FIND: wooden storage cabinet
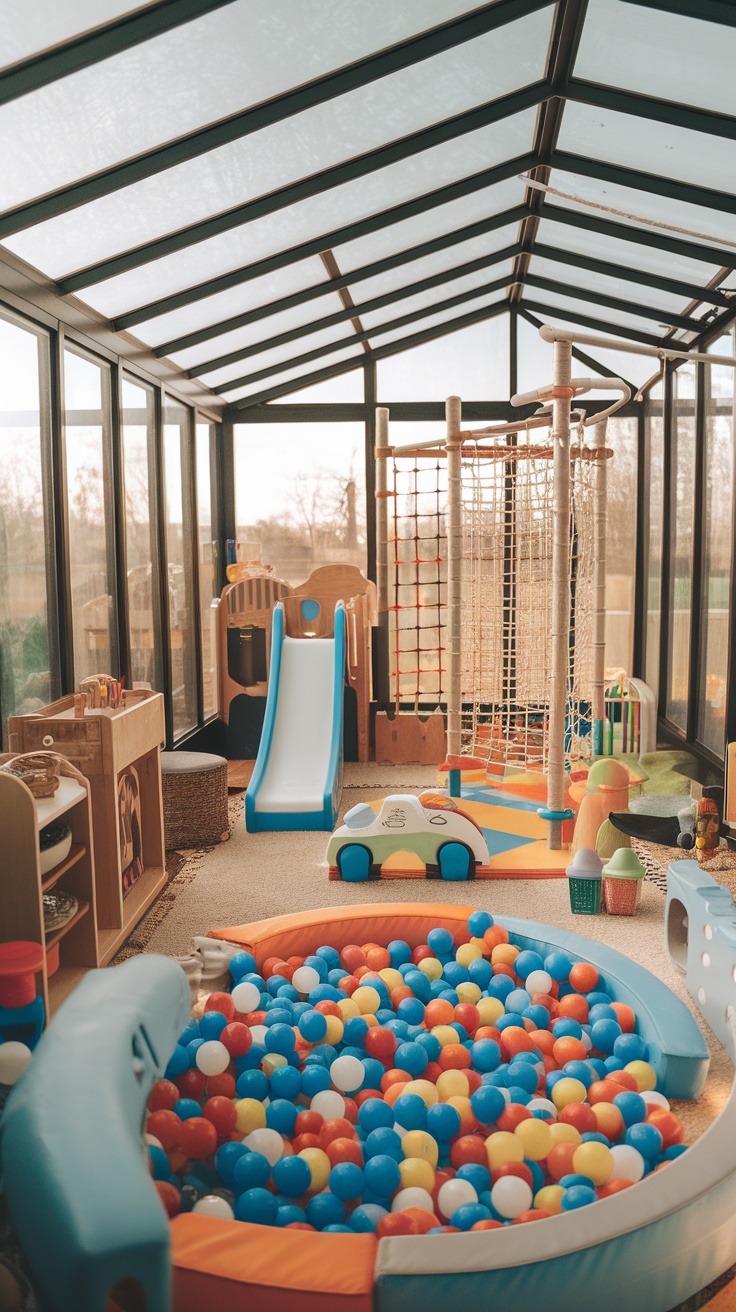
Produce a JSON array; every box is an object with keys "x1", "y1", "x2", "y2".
[
  {"x1": 0, "y1": 772, "x2": 98, "y2": 1016},
  {"x1": 9, "y1": 691, "x2": 167, "y2": 965}
]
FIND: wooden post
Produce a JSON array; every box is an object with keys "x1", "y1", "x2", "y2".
[
  {"x1": 374, "y1": 407, "x2": 391, "y2": 711},
  {"x1": 547, "y1": 342, "x2": 572, "y2": 849},
  {"x1": 446, "y1": 396, "x2": 463, "y2": 798},
  {"x1": 591, "y1": 419, "x2": 608, "y2": 756}
]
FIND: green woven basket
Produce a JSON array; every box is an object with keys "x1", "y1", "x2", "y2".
[{"x1": 567, "y1": 876, "x2": 602, "y2": 915}]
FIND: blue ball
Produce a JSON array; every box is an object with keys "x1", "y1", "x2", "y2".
[
  {"x1": 428, "y1": 927, "x2": 454, "y2": 955},
  {"x1": 269, "y1": 1065, "x2": 301, "y2": 1101},
  {"x1": 273, "y1": 1154, "x2": 312, "y2": 1196},
  {"x1": 613, "y1": 1033, "x2": 648, "y2": 1064},
  {"x1": 307, "y1": 1192, "x2": 346, "y2": 1230},
  {"x1": 506, "y1": 1062, "x2": 538, "y2": 1094},
  {"x1": 544, "y1": 952, "x2": 572, "y2": 982},
  {"x1": 235, "y1": 1187, "x2": 278, "y2": 1225},
  {"x1": 364, "y1": 1154, "x2": 401, "y2": 1198},
  {"x1": 604, "y1": 1055, "x2": 626, "y2": 1073},
  {"x1": 266, "y1": 1023, "x2": 296, "y2": 1055},
  {"x1": 505, "y1": 988, "x2": 532, "y2": 1015},
  {"x1": 581, "y1": 1131, "x2": 610, "y2": 1145},
  {"x1": 471, "y1": 1039, "x2": 501, "y2": 1072},
  {"x1": 514, "y1": 950, "x2": 544, "y2": 980},
  {"x1": 311, "y1": 1043, "x2": 338, "y2": 1067},
  {"x1": 442, "y1": 962, "x2": 470, "y2": 987},
  {"x1": 614, "y1": 1091, "x2": 647, "y2": 1126},
  {"x1": 427, "y1": 1102, "x2": 462, "y2": 1142},
  {"x1": 147, "y1": 1145, "x2": 170, "y2": 1181},
  {"x1": 214, "y1": 1142, "x2": 248, "y2": 1188},
  {"x1": 545, "y1": 1070, "x2": 567, "y2": 1094},
  {"x1": 586, "y1": 1058, "x2": 608, "y2": 1080},
  {"x1": 364, "y1": 1128, "x2": 403, "y2": 1162},
  {"x1": 315, "y1": 945, "x2": 341, "y2": 970},
  {"x1": 174, "y1": 1098, "x2": 202, "y2": 1121},
  {"x1": 585, "y1": 991, "x2": 612, "y2": 1009},
  {"x1": 323, "y1": 1224, "x2": 354, "y2": 1233},
  {"x1": 397, "y1": 997, "x2": 426, "y2": 1026},
  {"x1": 626, "y1": 1122, "x2": 664, "y2": 1159},
  {"x1": 561, "y1": 1185, "x2": 598, "y2": 1210},
  {"x1": 303, "y1": 955, "x2": 329, "y2": 982},
  {"x1": 359, "y1": 1099, "x2": 394, "y2": 1134},
  {"x1": 588, "y1": 1004, "x2": 618, "y2": 1024},
  {"x1": 562, "y1": 1060, "x2": 594, "y2": 1089},
  {"x1": 453, "y1": 1203, "x2": 493, "y2": 1230},
  {"x1": 394, "y1": 1094, "x2": 427, "y2": 1130},
  {"x1": 310, "y1": 984, "x2": 341, "y2": 1005},
  {"x1": 590, "y1": 1020, "x2": 622, "y2": 1055},
  {"x1": 264, "y1": 1007, "x2": 292, "y2": 1027},
  {"x1": 164, "y1": 1045, "x2": 190, "y2": 1079},
  {"x1": 496, "y1": 1013, "x2": 525, "y2": 1032},
  {"x1": 470, "y1": 1084, "x2": 506, "y2": 1127},
  {"x1": 524, "y1": 1158, "x2": 545, "y2": 1195},
  {"x1": 457, "y1": 1163, "x2": 491, "y2": 1194},
  {"x1": 266, "y1": 1099, "x2": 299, "y2": 1136},
  {"x1": 488, "y1": 975, "x2": 515, "y2": 1002},
  {"x1": 329, "y1": 1162, "x2": 365, "y2": 1201},
  {"x1": 552, "y1": 1018, "x2": 583, "y2": 1040},
  {"x1": 236, "y1": 1043, "x2": 266, "y2": 1072},
  {"x1": 395, "y1": 1042, "x2": 428, "y2": 1077},
  {"x1": 233, "y1": 1151, "x2": 271, "y2": 1192},
  {"x1": 468, "y1": 958, "x2": 493, "y2": 989},
  {"x1": 361, "y1": 1058, "x2": 388, "y2": 1091},
  {"x1": 275, "y1": 1204, "x2": 307, "y2": 1227},
  {"x1": 663, "y1": 1144, "x2": 688, "y2": 1161},
  {"x1": 343, "y1": 1016, "x2": 369, "y2": 1047},
  {"x1": 350, "y1": 1204, "x2": 388, "y2": 1233},
  {"x1": 468, "y1": 911, "x2": 494, "y2": 937},
  {"x1": 403, "y1": 971, "x2": 432, "y2": 1003},
  {"x1": 450, "y1": 1023, "x2": 469, "y2": 1043},
  {"x1": 415, "y1": 1031, "x2": 442, "y2": 1063},
  {"x1": 522, "y1": 1005, "x2": 551, "y2": 1030},
  {"x1": 230, "y1": 951, "x2": 257, "y2": 981},
  {"x1": 388, "y1": 939, "x2": 413, "y2": 968},
  {"x1": 236, "y1": 1069, "x2": 269, "y2": 1101},
  {"x1": 199, "y1": 1010, "x2": 228, "y2": 1040},
  {"x1": 559, "y1": 1173, "x2": 595, "y2": 1190},
  {"x1": 301, "y1": 1066, "x2": 332, "y2": 1098},
  {"x1": 505, "y1": 1086, "x2": 531, "y2": 1106}
]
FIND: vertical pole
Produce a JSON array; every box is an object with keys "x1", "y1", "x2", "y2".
[
  {"x1": 547, "y1": 341, "x2": 572, "y2": 849},
  {"x1": 446, "y1": 395, "x2": 463, "y2": 798},
  {"x1": 374, "y1": 406, "x2": 391, "y2": 710},
  {"x1": 591, "y1": 419, "x2": 607, "y2": 756}
]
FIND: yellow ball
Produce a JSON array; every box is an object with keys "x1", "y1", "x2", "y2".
[
  {"x1": 324, "y1": 1015, "x2": 344, "y2": 1045},
  {"x1": 456, "y1": 942, "x2": 482, "y2": 967},
  {"x1": 625, "y1": 1060, "x2": 657, "y2": 1092},
  {"x1": 446, "y1": 1096, "x2": 475, "y2": 1135},
  {"x1": 401, "y1": 1079, "x2": 439, "y2": 1108},
  {"x1": 298, "y1": 1147, "x2": 331, "y2": 1193},
  {"x1": 548, "y1": 1122, "x2": 582, "y2": 1146},
  {"x1": 469, "y1": 936, "x2": 487, "y2": 955},
  {"x1": 551, "y1": 1077, "x2": 588, "y2": 1111},
  {"x1": 477, "y1": 996, "x2": 505, "y2": 1026},
  {"x1": 514, "y1": 1117, "x2": 552, "y2": 1161},
  {"x1": 572, "y1": 1141, "x2": 614, "y2": 1186},
  {"x1": 338, "y1": 998, "x2": 360, "y2": 1019},
  {"x1": 436, "y1": 1069, "x2": 470, "y2": 1102},
  {"x1": 364, "y1": 1013, "x2": 379, "y2": 1028},
  {"x1": 262, "y1": 1052, "x2": 287, "y2": 1077},
  {"x1": 432, "y1": 1025, "x2": 460, "y2": 1048},
  {"x1": 402, "y1": 1130, "x2": 439, "y2": 1168},
  {"x1": 534, "y1": 1184, "x2": 565, "y2": 1215},
  {"x1": 456, "y1": 981, "x2": 482, "y2": 1004},
  {"x1": 418, "y1": 957, "x2": 443, "y2": 981},
  {"x1": 399, "y1": 1157, "x2": 435, "y2": 1192},
  {"x1": 485, "y1": 1131, "x2": 524, "y2": 1170},
  {"x1": 353, "y1": 986, "x2": 381, "y2": 1015},
  {"x1": 379, "y1": 968, "x2": 404, "y2": 992},
  {"x1": 235, "y1": 1098, "x2": 266, "y2": 1135}
]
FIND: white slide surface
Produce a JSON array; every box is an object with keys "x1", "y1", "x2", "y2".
[{"x1": 255, "y1": 635, "x2": 336, "y2": 813}]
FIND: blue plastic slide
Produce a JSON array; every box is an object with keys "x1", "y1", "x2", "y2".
[{"x1": 245, "y1": 600, "x2": 346, "y2": 831}]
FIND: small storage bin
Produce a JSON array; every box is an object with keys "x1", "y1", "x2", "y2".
[
  {"x1": 600, "y1": 848, "x2": 645, "y2": 916},
  {"x1": 161, "y1": 752, "x2": 229, "y2": 849},
  {"x1": 566, "y1": 848, "x2": 603, "y2": 915}
]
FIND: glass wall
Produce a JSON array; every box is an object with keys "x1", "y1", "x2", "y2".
[
  {"x1": 63, "y1": 345, "x2": 119, "y2": 686},
  {"x1": 121, "y1": 374, "x2": 163, "y2": 693},
  {"x1": 605, "y1": 416, "x2": 638, "y2": 675},
  {"x1": 0, "y1": 311, "x2": 58, "y2": 744},
  {"x1": 698, "y1": 333, "x2": 734, "y2": 756},
  {"x1": 234, "y1": 422, "x2": 366, "y2": 585},
  {"x1": 643, "y1": 379, "x2": 664, "y2": 694},
  {"x1": 665, "y1": 362, "x2": 696, "y2": 732},
  {"x1": 164, "y1": 399, "x2": 199, "y2": 736},
  {"x1": 196, "y1": 419, "x2": 217, "y2": 719}
]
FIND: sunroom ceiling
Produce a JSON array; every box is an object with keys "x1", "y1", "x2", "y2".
[{"x1": 1, "y1": 0, "x2": 734, "y2": 409}]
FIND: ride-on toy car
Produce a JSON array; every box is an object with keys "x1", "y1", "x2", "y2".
[{"x1": 326, "y1": 792, "x2": 491, "y2": 881}]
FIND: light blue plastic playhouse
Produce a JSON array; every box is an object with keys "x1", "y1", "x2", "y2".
[{"x1": 2, "y1": 862, "x2": 736, "y2": 1311}]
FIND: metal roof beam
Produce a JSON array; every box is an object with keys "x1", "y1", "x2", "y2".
[
  {"x1": 532, "y1": 242, "x2": 730, "y2": 307},
  {"x1": 215, "y1": 275, "x2": 513, "y2": 392},
  {"x1": 620, "y1": 0, "x2": 736, "y2": 27},
  {"x1": 523, "y1": 273, "x2": 705, "y2": 332},
  {"x1": 228, "y1": 356, "x2": 367, "y2": 410},
  {"x1": 552, "y1": 150, "x2": 736, "y2": 217},
  {"x1": 0, "y1": 0, "x2": 553, "y2": 237},
  {"x1": 521, "y1": 299, "x2": 665, "y2": 346},
  {"x1": 541, "y1": 201, "x2": 736, "y2": 269},
  {"x1": 0, "y1": 0, "x2": 236, "y2": 107},
  {"x1": 566, "y1": 79, "x2": 736, "y2": 142},
  {"x1": 115, "y1": 203, "x2": 527, "y2": 332},
  {"x1": 57, "y1": 84, "x2": 547, "y2": 293}
]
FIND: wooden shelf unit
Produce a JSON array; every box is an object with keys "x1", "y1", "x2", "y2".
[
  {"x1": 0, "y1": 770, "x2": 98, "y2": 1018},
  {"x1": 9, "y1": 690, "x2": 168, "y2": 967}
]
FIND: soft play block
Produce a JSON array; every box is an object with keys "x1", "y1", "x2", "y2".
[{"x1": 171, "y1": 1215, "x2": 376, "y2": 1312}]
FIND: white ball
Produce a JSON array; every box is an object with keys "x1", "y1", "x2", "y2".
[
  {"x1": 391, "y1": 1187, "x2": 435, "y2": 1214},
  {"x1": 249, "y1": 1025, "x2": 268, "y2": 1046},
  {"x1": 244, "y1": 1128, "x2": 285, "y2": 1165},
  {"x1": 491, "y1": 1176, "x2": 532, "y2": 1219},
  {"x1": 144, "y1": 1134, "x2": 164, "y2": 1151},
  {"x1": 195, "y1": 1039, "x2": 230, "y2": 1076},
  {"x1": 437, "y1": 1178, "x2": 478, "y2": 1220},
  {"x1": 393, "y1": 1123, "x2": 409, "y2": 1140},
  {"x1": 642, "y1": 1090, "x2": 670, "y2": 1111},
  {"x1": 310, "y1": 1089, "x2": 346, "y2": 1120},
  {"x1": 192, "y1": 1194, "x2": 235, "y2": 1220},
  {"x1": 581, "y1": 1031, "x2": 593, "y2": 1051},
  {"x1": 330, "y1": 1054, "x2": 365, "y2": 1093},
  {"x1": 231, "y1": 981, "x2": 261, "y2": 1013},
  {"x1": 0, "y1": 1041, "x2": 32, "y2": 1086},
  {"x1": 525, "y1": 970, "x2": 553, "y2": 996},
  {"x1": 526, "y1": 1097, "x2": 557, "y2": 1119},
  {"x1": 609, "y1": 1144, "x2": 645, "y2": 1182},
  {"x1": 292, "y1": 966, "x2": 321, "y2": 995}
]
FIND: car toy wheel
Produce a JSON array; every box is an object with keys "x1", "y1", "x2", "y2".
[
  {"x1": 437, "y1": 841, "x2": 474, "y2": 881},
  {"x1": 337, "y1": 843, "x2": 373, "y2": 882}
]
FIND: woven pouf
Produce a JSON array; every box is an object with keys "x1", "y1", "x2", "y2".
[{"x1": 161, "y1": 752, "x2": 229, "y2": 850}]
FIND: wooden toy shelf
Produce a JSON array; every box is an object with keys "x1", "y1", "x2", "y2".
[
  {"x1": 9, "y1": 690, "x2": 167, "y2": 966},
  {"x1": 0, "y1": 769, "x2": 98, "y2": 1018}
]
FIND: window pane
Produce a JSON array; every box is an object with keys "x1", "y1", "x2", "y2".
[
  {"x1": 377, "y1": 312, "x2": 509, "y2": 399},
  {"x1": 64, "y1": 347, "x2": 118, "y2": 685},
  {"x1": 528, "y1": 254, "x2": 692, "y2": 317},
  {"x1": 535, "y1": 216, "x2": 719, "y2": 287},
  {"x1": 361, "y1": 263, "x2": 515, "y2": 332},
  {"x1": 207, "y1": 321, "x2": 360, "y2": 393},
  {"x1": 698, "y1": 334, "x2": 734, "y2": 757},
  {"x1": 3, "y1": 0, "x2": 157, "y2": 67},
  {"x1": 605, "y1": 416, "x2": 638, "y2": 675},
  {"x1": 268, "y1": 368, "x2": 366, "y2": 404},
  {"x1": 0, "y1": 314, "x2": 58, "y2": 744},
  {"x1": 196, "y1": 420, "x2": 217, "y2": 719},
  {"x1": 666, "y1": 363, "x2": 696, "y2": 731},
  {"x1": 171, "y1": 292, "x2": 347, "y2": 375},
  {"x1": 523, "y1": 285, "x2": 674, "y2": 337},
  {"x1": 234, "y1": 423, "x2": 366, "y2": 584},
  {"x1": 644, "y1": 381, "x2": 664, "y2": 694},
  {"x1": 517, "y1": 308, "x2": 662, "y2": 390},
  {"x1": 227, "y1": 346, "x2": 365, "y2": 402},
  {"x1": 164, "y1": 400, "x2": 198, "y2": 736},
  {"x1": 121, "y1": 374, "x2": 163, "y2": 694}
]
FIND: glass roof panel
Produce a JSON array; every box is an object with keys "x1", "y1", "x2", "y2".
[
  {"x1": 527, "y1": 254, "x2": 692, "y2": 317},
  {"x1": 224, "y1": 344, "x2": 365, "y2": 401},
  {"x1": 374, "y1": 293, "x2": 505, "y2": 349},
  {"x1": 546, "y1": 167, "x2": 736, "y2": 252},
  {"x1": 345, "y1": 224, "x2": 519, "y2": 304},
  {"x1": 535, "y1": 215, "x2": 720, "y2": 286},
  {"x1": 519, "y1": 311, "x2": 662, "y2": 388},
  {"x1": 557, "y1": 103, "x2": 736, "y2": 198},
  {"x1": 377, "y1": 313, "x2": 509, "y2": 400},
  {"x1": 126, "y1": 256, "x2": 330, "y2": 348},
  {"x1": 6, "y1": 106, "x2": 538, "y2": 279},
  {"x1": 573, "y1": 0, "x2": 736, "y2": 117},
  {"x1": 361, "y1": 262, "x2": 515, "y2": 330},
  {"x1": 166, "y1": 291, "x2": 348, "y2": 372},
  {"x1": 205, "y1": 322, "x2": 359, "y2": 390},
  {"x1": 3, "y1": 0, "x2": 158, "y2": 67},
  {"x1": 523, "y1": 286, "x2": 673, "y2": 337},
  {"x1": 268, "y1": 368, "x2": 365, "y2": 403},
  {"x1": 2, "y1": 1, "x2": 517, "y2": 207}
]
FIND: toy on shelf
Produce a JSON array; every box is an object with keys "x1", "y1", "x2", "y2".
[
  {"x1": 327, "y1": 792, "x2": 491, "y2": 881},
  {"x1": 601, "y1": 672, "x2": 657, "y2": 757},
  {"x1": 566, "y1": 847, "x2": 603, "y2": 914},
  {"x1": 78, "y1": 673, "x2": 123, "y2": 711},
  {"x1": 0, "y1": 941, "x2": 45, "y2": 1048}
]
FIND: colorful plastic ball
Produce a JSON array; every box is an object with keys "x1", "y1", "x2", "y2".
[
  {"x1": 491, "y1": 1175, "x2": 533, "y2": 1219},
  {"x1": 364, "y1": 1154, "x2": 402, "y2": 1198},
  {"x1": 426, "y1": 1101, "x2": 462, "y2": 1142},
  {"x1": 428, "y1": 928, "x2": 454, "y2": 955},
  {"x1": 642, "y1": 1090, "x2": 670, "y2": 1111},
  {"x1": 402, "y1": 1130, "x2": 439, "y2": 1169},
  {"x1": 265, "y1": 1099, "x2": 298, "y2": 1136},
  {"x1": 244, "y1": 1128, "x2": 284, "y2": 1166},
  {"x1": 534, "y1": 1184, "x2": 565, "y2": 1214},
  {"x1": 353, "y1": 986, "x2": 382, "y2": 1015},
  {"x1": 235, "y1": 1184, "x2": 279, "y2": 1225},
  {"x1": 572, "y1": 1141, "x2": 614, "y2": 1185},
  {"x1": 231, "y1": 981, "x2": 261, "y2": 1013},
  {"x1": 468, "y1": 911, "x2": 493, "y2": 937},
  {"x1": 613, "y1": 1091, "x2": 647, "y2": 1126},
  {"x1": 328, "y1": 1054, "x2": 364, "y2": 1093},
  {"x1": 644, "y1": 1110, "x2": 684, "y2": 1148},
  {"x1": 551, "y1": 1078, "x2": 588, "y2": 1111},
  {"x1": 568, "y1": 962, "x2": 598, "y2": 993},
  {"x1": 178, "y1": 1117, "x2": 217, "y2": 1159},
  {"x1": 613, "y1": 1033, "x2": 648, "y2": 1064},
  {"x1": 214, "y1": 1142, "x2": 248, "y2": 1189},
  {"x1": 485, "y1": 1131, "x2": 525, "y2": 1171},
  {"x1": 514, "y1": 1117, "x2": 552, "y2": 1162},
  {"x1": 609, "y1": 1144, "x2": 646, "y2": 1182},
  {"x1": 199, "y1": 1010, "x2": 229, "y2": 1040},
  {"x1": 298, "y1": 1009, "x2": 328, "y2": 1043},
  {"x1": 624, "y1": 1060, "x2": 657, "y2": 1093},
  {"x1": 561, "y1": 1184, "x2": 598, "y2": 1210},
  {"x1": 235, "y1": 1068, "x2": 269, "y2": 1102},
  {"x1": 591, "y1": 1102, "x2": 625, "y2": 1141},
  {"x1": 235, "y1": 1098, "x2": 267, "y2": 1136},
  {"x1": 268, "y1": 1155, "x2": 309, "y2": 1197},
  {"x1": 174, "y1": 1098, "x2": 203, "y2": 1121},
  {"x1": 310, "y1": 1090, "x2": 346, "y2": 1120},
  {"x1": 395, "y1": 1042, "x2": 429, "y2": 1077},
  {"x1": 358, "y1": 1099, "x2": 394, "y2": 1134},
  {"x1": 329, "y1": 1162, "x2": 365, "y2": 1200},
  {"x1": 364, "y1": 1128, "x2": 404, "y2": 1163},
  {"x1": 626, "y1": 1122, "x2": 664, "y2": 1159},
  {"x1": 514, "y1": 951, "x2": 545, "y2": 981},
  {"x1": 526, "y1": 1097, "x2": 558, "y2": 1119},
  {"x1": 275, "y1": 1204, "x2": 308, "y2": 1227},
  {"x1": 525, "y1": 969, "x2": 553, "y2": 996},
  {"x1": 394, "y1": 1093, "x2": 428, "y2": 1130},
  {"x1": 291, "y1": 965, "x2": 321, "y2": 995},
  {"x1": 230, "y1": 951, "x2": 257, "y2": 981},
  {"x1": 298, "y1": 1147, "x2": 332, "y2": 1193},
  {"x1": 306, "y1": 1192, "x2": 346, "y2": 1230},
  {"x1": 350, "y1": 1204, "x2": 389, "y2": 1232},
  {"x1": 195, "y1": 1040, "x2": 230, "y2": 1077}
]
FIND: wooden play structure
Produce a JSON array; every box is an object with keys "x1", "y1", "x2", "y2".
[{"x1": 217, "y1": 563, "x2": 376, "y2": 762}]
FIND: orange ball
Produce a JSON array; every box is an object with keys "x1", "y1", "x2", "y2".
[
  {"x1": 607, "y1": 1069, "x2": 638, "y2": 1093},
  {"x1": 512, "y1": 1210, "x2": 552, "y2": 1224},
  {"x1": 390, "y1": 986, "x2": 415, "y2": 1007},
  {"x1": 546, "y1": 1142, "x2": 578, "y2": 1181},
  {"x1": 450, "y1": 1134, "x2": 488, "y2": 1169},
  {"x1": 552, "y1": 1036, "x2": 588, "y2": 1065},
  {"x1": 325, "y1": 1137, "x2": 363, "y2": 1167},
  {"x1": 491, "y1": 944, "x2": 519, "y2": 967},
  {"x1": 529, "y1": 1030, "x2": 555, "y2": 1056},
  {"x1": 587, "y1": 1079, "x2": 626, "y2": 1105},
  {"x1": 425, "y1": 999, "x2": 455, "y2": 1028},
  {"x1": 438, "y1": 1044, "x2": 472, "y2": 1071},
  {"x1": 492, "y1": 963, "x2": 517, "y2": 980},
  {"x1": 365, "y1": 947, "x2": 391, "y2": 972},
  {"x1": 646, "y1": 1110, "x2": 685, "y2": 1148},
  {"x1": 568, "y1": 962, "x2": 598, "y2": 993},
  {"x1": 341, "y1": 945, "x2": 366, "y2": 972},
  {"x1": 472, "y1": 1219, "x2": 505, "y2": 1230},
  {"x1": 446, "y1": 1096, "x2": 480, "y2": 1135},
  {"x1": 319, "y1": 1118, "x2": 355, "y2": 1147},
  {"x1": 499, "y1": 1026, "x2": 535, "y2": 1060},
  {"x1": 559, "y1": 1102, "x2": 597, "y2": 1134},
  {"x1": 483, "y1": 925, "x2": 509, "y2": 951},
  {"x1": 454, "y1": 1003, "x2": 480, "y2": 1035},
  {"x1": 597, "y1": 1178, "x2": 633, "y2": 1199},
  {"x1": 475, "y1": 1026, "x2": 501, "y2": 1043},
  {"x1": 610, "y1": 1002, "x2": 636, "y2": 1033},
  {"x1": 383, "y1": 1076, "x2": 413, "y2": 1105},
  {"x1": 381, "y1": 1069, "x2": 412, "y2": 1093},
  {"x1": 556, "y1": 994, "x2": 589, "y2": 1023},
  {"x1": 377, "y1": 1213, "x2": 421, "y2": 1237},
  {"x1": 496, "y1": 1103, "x2": 532, "y2": 1133}
]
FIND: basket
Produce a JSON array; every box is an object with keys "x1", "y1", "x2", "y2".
[
  {"x1": 161, "y1": 752, "x2": 229, "y2": 850},
  {"x1": 602, "y1": 876, "x2": 642, "y2": 916},
  {"x1": 567, "y1": 876, "x2": 602, "y2": 915}
]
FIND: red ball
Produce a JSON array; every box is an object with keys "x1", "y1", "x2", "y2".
[
  {"x1": 148, "y1": 1079, "x2": 179, "y2": 1111},
  {"x1": 491, "y1": 1161, "x2": 534, "y2": 1188},
  {"x1": 155, "y1": 1181, "x2": 181, "y2": 1217},
  {"x1": 354, "y1": 1088, "x2": 383, "y2": 1106},
  {"x1": 204, "y1": 991, "x2": 235, "y2": 1021},
  {"x1": 512, "y1": 1209, "x2": 551, "y2": 1223},
  {"x1": 146, "y1": 1109, "x2": 181, "y2": 1151},
  {"x1": 315, "y1": 1000, "x2": 342, "y2": 1018},
  {"x1": 438, "y1": 1044, "x2": 472, "y2": 1071},
  {"x1": 292, "y1": 1133, "x2": 322, "y2": 1153},
  {"x1": 546, "y1": 1142, "x2": 578, "y2": 1181},
  {"x1": 220, "y1": 1022, "x2": 252, "y2": 1058},
  {"x1": 424, "y1": 1062, "x2": 442, "y2": 1084},
  {"x1": 285, "y1": 1223, "x2": 316, "y2": 1230},
  {"x1": 568, "y1": 962, "x2": 598, "y2": 993},
  {"x1": 498, "y1": 1027, "x2": 535, "y2": 1060},
  {"x1": 366, "y1": 947, "x2": 392, "y2": 972},
  {"x1": 340, "y1": 975, "x2": 360, "y2": 996},
  {"x1": 294, "y1": 1111, "x2": 323, "y2": 1136},
  {"x1": 319, "y1": 1118, "x2": 356, "y2": 1147},
  {"x1": 471, "y1": 1219, "x2": 504, "y2": 1230},
  {"x1": 202, "y1": 1096, "x2": 238, "y2": 1137},
  {"x1": 377, "y1": 1213, "x2": 420, "y2": 1237},
  {"x1": 588, "y1": 1079, "x2": 626, "y2": 1106},
  {"x1": 465, "y1": 1070, "x2": 483, "y2": 1095},
  {"x1": 559, "y1": 1102, "x2": 597, "y2": 1134},
  {"x1": 496, "y1": 1103, "x2": 532, "y2": 1133},
  {"x1": 341, "y1": 945, "x2": 366, "y2": 973},
  {"x1": 178, "y1": 1116, "x2": 218, "y2": 1160},
  {"x1": 262, "y1": 957, "x2": 286, "y2": 978},
  {"x1": 271, "y1": 962, "x2": 294, "y2": 980},
  {"x1": 206, "y1": 1072, "x2": 237, "y2": 1099},
  {"x1": 326, "y1": 1137, "x2": 363, "y2": 1167},
  {"x1": 411, "y1": 945, "x2": 434, "y2": 964},
  {"x1": 454, "y1": 1004, "x2": 480, "y2": 1036},
  {"x1": 343, "y1": 1098, "x2": 359, "y2": 1125},
  {"x1": 449, "y1": 1135, "x2": 488, "y2": 1169},
  {"x1": 176, "y1": 1069, "x2": 207, "y2": 1100},
  {"x1": 365, "y1": 1027, "x2": 397, "y2": 1063},
  {"x1": 646, "y1": 1110, "x2": 684, "y2": 1148}
]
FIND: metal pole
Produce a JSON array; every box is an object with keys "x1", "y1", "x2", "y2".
[
  {"x1": 590, "y1": 419, "x2": 608, "y2": 756},
  {"x1": 446, "y1": 395, "x2": 463, "y2": 798},
  {"x1": 374, "y1": 406, "x2": 391, "y2": 711}
]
